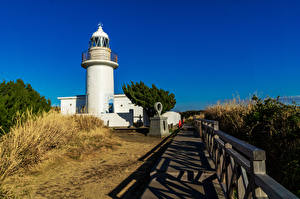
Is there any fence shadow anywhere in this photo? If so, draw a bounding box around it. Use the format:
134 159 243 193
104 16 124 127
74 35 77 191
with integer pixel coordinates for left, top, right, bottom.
108 130 179 199
142 130 222 199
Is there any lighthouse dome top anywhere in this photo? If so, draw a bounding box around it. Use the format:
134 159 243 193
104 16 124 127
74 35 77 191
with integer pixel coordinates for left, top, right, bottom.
91 24 109 39
89 24 110 48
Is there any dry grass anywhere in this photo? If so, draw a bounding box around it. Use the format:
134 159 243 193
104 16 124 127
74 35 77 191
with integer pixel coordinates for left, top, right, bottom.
205 98 254 135
0 111 121 198
187 113 205 121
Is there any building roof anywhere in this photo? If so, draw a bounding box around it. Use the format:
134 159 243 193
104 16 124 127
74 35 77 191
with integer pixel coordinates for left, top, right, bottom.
58 94 127 100
91 24 109 39
57 95 86 100
114 94 126 98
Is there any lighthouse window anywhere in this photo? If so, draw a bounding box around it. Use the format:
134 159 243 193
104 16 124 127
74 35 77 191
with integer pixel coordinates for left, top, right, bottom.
95 37 99 46
109 102 114 113
89 37 109 48
91 38 96 47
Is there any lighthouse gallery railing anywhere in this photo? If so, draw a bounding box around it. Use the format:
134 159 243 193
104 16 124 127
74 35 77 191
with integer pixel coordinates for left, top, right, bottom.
82 50 118 63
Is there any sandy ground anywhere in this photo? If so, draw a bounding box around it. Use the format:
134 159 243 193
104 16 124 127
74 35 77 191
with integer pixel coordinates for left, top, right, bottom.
3 131 163 199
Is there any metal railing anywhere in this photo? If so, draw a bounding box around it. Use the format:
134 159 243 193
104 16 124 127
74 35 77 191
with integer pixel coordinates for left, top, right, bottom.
81 50 118 63
193 118 298 199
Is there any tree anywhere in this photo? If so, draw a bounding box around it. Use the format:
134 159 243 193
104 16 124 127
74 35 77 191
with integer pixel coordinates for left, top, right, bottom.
0 79 51 134
122 81 176 118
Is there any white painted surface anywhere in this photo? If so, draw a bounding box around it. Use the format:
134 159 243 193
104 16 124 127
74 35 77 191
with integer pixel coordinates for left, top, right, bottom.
58 96 86 115
58 94 147 127
162 111 181 125
86 65 114 115
92 25 109 39
99 113 133 127
114 94 144 123
57 95 178 127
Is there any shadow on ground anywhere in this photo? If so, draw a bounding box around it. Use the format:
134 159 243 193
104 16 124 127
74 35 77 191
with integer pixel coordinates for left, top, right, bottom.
108 129 179 199
114 127 149 135
141 129 223 199
109 125 225 199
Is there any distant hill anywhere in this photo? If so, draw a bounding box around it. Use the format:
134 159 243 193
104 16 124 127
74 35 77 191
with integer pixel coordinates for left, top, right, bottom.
280 96 300 105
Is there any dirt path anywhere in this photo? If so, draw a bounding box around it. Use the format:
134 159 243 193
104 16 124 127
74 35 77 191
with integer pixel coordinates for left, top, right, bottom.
4 131 165 199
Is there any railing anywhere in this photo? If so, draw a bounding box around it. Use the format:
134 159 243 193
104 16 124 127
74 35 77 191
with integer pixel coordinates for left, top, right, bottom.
193 118 298 199
81 50 118 63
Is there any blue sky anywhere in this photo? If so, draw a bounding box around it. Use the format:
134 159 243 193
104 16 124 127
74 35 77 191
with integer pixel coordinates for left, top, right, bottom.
0 0 299 111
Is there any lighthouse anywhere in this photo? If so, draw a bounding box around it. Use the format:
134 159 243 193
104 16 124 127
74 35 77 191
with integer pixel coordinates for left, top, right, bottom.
81 24 119 115
58 24 178 127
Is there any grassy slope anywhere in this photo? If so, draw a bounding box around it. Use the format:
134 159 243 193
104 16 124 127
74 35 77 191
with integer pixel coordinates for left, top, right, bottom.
0 112 161 198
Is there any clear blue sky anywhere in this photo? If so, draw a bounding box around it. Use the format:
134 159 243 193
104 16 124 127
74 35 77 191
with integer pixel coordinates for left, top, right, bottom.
0 0 299 111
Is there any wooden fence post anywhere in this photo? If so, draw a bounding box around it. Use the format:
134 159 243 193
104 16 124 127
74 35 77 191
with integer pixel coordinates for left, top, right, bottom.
199 120 203 138
213 121 219 131
252 150 268 198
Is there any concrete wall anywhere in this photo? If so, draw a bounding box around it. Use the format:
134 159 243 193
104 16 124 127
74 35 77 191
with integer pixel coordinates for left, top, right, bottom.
58 95 180 128
162 111 181 125
58 96 86 115
99 112 133 127
60 98 77 115
58 94 146 127
114 94 144 124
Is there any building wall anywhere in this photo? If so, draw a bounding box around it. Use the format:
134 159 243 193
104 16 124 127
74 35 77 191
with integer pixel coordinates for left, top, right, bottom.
162 111 181 125
60 98 77 115
58 94 153 127
99 112 133 127
114 94 144 123
58 96 86 115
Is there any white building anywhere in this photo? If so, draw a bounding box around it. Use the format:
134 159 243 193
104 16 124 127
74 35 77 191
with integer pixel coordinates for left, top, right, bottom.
58 24 179 127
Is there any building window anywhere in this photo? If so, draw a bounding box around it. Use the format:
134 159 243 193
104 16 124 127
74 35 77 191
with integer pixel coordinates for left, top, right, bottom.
109 102 114 113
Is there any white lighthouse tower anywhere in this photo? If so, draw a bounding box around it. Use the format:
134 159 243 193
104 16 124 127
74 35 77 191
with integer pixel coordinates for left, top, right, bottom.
81 24 119 115
60 24 181 127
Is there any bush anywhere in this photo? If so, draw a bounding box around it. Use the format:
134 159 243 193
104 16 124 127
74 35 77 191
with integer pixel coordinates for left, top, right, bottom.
205 96 300 196
0 79 51 134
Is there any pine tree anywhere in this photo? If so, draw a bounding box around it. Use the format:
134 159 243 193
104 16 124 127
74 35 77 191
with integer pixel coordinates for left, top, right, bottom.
122 81 176 118
0 79 51 134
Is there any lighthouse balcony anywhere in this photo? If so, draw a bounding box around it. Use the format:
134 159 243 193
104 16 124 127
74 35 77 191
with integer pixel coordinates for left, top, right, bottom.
81 49 119 69
82 50 118 63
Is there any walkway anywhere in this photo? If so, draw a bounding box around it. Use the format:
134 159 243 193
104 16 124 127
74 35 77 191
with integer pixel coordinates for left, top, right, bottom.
141 125 225 199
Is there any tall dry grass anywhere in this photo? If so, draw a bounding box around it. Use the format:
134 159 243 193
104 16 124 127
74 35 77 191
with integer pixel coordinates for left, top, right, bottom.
0 111 119 197
205 98 254 138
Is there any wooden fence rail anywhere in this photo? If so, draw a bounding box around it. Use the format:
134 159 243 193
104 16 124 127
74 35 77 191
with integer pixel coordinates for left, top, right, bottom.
193 118 298 199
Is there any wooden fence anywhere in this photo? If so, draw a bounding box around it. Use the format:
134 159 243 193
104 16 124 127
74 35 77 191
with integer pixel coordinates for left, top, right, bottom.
193 118 298 199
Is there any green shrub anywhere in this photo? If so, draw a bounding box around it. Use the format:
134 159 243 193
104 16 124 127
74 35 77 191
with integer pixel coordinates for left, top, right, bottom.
0 79 51 134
